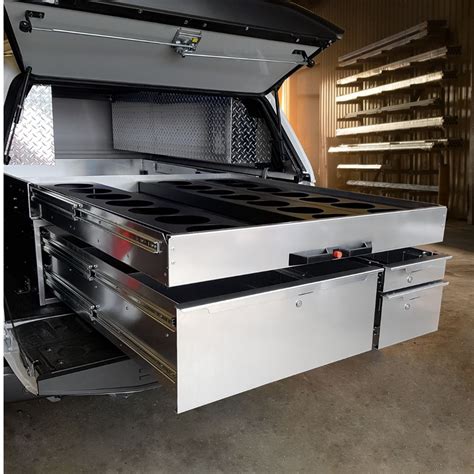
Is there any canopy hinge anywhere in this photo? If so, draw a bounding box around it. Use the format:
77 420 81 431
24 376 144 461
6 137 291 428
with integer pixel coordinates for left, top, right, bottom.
19 10 45 33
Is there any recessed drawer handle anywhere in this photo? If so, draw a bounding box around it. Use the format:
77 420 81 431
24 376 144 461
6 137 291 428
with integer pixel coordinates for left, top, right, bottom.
384 281 449 300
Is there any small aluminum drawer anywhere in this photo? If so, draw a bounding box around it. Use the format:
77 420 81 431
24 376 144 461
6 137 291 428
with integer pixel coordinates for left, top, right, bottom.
363 248 450 292
41 226 382 412
378 281 448 349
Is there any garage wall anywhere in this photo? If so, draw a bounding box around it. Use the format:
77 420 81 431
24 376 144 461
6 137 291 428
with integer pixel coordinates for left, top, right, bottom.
286 0 472 219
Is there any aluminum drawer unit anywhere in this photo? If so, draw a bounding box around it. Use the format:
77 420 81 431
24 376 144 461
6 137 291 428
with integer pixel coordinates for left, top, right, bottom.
42 226 382 412
363 249 451 349
30 179 447 287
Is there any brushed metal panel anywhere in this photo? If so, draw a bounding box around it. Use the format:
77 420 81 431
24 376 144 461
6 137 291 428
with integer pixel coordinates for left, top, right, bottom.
168 206 446 286
378 282 448 349
177 268 380 413
382 255 451 292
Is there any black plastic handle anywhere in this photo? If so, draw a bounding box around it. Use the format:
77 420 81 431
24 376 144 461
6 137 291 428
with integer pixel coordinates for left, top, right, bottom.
338 241 372 257
289 241 372 266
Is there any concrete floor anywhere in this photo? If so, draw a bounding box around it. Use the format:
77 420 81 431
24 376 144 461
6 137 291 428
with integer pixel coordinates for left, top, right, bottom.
4 222 474 473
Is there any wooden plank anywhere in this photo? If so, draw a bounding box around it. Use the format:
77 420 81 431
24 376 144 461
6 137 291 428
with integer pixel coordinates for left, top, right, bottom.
469 27 474 223
338 21 446 63
337 98 443 121
336 116 456 137
328 139 460 154
337 164 382 170
336 71 452 103
347 180 438 192
337 47 459 86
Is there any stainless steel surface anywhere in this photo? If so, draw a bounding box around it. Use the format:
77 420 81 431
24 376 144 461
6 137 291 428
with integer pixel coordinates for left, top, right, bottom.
381 254 450 292
112 93 271 165
167 206 446 286
30 179 447 287
33 219 58 306
378 281 448 349
176 267 381 413
45 267 177 383
7 85 55 166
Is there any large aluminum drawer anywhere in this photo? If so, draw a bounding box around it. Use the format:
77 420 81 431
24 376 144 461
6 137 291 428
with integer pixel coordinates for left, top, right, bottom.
41 227 382 412
378 282 448 349
30 179 447 287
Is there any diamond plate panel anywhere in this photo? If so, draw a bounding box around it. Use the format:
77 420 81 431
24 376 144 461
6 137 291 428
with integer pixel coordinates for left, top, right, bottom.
8 85 55 166
230 100 272 165
113 93 232 163
112 92 271 165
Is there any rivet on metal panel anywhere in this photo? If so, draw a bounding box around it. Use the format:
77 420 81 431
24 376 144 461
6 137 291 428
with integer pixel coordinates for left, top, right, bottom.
296 300 303 308
404 303 411 311
407 275 414 283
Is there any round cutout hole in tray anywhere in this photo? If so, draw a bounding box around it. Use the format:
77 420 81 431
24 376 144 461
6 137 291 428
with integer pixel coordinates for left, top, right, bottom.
226 194 260 201
206 179 241 185
200 189 235 195
71 188 111 194
367 208 399 213
107 200 153 207
255 187 282 193
312 213 345 219
156 215 210 225
282 206 324 214
128 207 178 215
163 181 193 186
178 185 212 191
55 183 93 189
332 202 375 209
232 183 260 189
88 193 131 200
187 224 234 232
254 200 289 207
302 196 339 204
274 192 309 198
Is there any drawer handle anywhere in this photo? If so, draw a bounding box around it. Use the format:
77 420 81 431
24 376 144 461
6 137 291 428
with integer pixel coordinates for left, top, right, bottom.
385 281 449 300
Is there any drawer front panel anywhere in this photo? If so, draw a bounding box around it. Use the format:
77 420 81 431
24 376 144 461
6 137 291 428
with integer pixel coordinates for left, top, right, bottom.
378 281 448 349
383 256 449 292
177 270 380 413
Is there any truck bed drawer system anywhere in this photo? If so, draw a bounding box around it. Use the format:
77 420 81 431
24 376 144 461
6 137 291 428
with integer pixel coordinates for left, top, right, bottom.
31 178 449 412
4 0 449 411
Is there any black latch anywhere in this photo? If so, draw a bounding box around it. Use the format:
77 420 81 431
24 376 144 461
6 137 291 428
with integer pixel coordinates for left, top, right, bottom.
19 10 45 33
292 49 315 68
289 241 373 266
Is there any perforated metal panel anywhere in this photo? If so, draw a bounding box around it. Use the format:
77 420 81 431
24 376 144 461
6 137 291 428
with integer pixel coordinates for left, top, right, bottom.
8 85 55 166
112 92 272 166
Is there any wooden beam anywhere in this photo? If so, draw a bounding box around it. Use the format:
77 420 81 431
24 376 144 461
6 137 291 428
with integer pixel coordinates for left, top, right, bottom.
337 164 382 170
